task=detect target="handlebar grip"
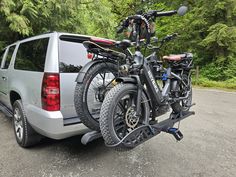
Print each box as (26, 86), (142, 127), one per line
(155, 10), (177, 17)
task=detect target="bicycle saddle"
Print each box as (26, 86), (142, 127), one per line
(163, 53), (193, 61)
(116, 39), (132, 50)
(163, 54), (186, 61)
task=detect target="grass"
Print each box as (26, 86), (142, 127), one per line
(192, 77), (236, 91)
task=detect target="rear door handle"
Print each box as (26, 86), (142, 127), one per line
(2, 77), (7, 81)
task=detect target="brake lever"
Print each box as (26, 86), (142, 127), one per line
(164, 33), (179, 41)
(116, 18), (130, 34)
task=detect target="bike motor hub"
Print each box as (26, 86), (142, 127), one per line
(95, 86), (107, 102)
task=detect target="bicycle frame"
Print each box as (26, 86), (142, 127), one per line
(133, 52), (184, 117)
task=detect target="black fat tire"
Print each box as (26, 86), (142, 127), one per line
(13, 100), (42, 148)
(171, 88), (192, 113)
(74, 62), (118, 131)
(100, 83), (150, 148)
(171, 77), (192, 113)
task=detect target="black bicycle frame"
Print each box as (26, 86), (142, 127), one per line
(125, 15), (185, 116)
(134, 55), (183, 115)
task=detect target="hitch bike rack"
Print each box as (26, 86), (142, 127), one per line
(81, 110), (195, 148)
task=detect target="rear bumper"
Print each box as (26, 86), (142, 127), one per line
(25, 105), (89, 139)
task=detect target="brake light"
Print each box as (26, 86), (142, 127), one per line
(41, 73), (60, 111)
(91, 37), (114, 45)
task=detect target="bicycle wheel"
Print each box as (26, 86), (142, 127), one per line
(171, 73), (192, 113)
(74, 62), (118, 130)
(100, 83), (150, 149)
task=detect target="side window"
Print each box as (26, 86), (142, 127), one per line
(2, 46), (15, 69)
(14, 38), (49, 72)
(0, 50), (5, 67)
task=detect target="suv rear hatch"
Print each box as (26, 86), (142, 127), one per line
(58, 34), (115, 125)
(59, 35), (90, 125)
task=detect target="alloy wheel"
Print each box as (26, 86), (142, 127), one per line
(14, 108), (24, 141)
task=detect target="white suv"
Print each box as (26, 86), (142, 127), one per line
(0, 32), (105, 147)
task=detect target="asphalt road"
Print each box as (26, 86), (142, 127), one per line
(0, 88), (236, 177)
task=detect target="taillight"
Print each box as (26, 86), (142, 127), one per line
(41, 73), (60, 111)
(87, 52), (94, 60)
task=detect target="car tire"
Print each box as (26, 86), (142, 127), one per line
(12, 100), (42, 148)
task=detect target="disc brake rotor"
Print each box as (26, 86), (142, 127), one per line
(125, 107), (139, 129)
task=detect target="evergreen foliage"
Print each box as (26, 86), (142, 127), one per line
(0, 0), (235, 82)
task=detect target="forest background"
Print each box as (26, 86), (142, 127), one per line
(0, 0), (236, 89)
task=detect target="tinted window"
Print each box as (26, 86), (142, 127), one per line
(59, 40), (88, 73)
(2, 46), (15, 69)
(15, 38), (49, 72)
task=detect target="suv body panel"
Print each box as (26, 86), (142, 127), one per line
(0, 44), (17, 108)
(0, 32), (104, 139)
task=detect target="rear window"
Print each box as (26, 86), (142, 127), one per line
(59, 39), (88, 73)
(14, 38), (49, 72)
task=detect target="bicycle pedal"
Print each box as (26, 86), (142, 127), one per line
(167, 128), (183, 141)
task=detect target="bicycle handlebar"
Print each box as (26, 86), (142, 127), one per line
(116, 18), (129, 33)
(147, 33), (178, 51)
(116, 10), (178, 34)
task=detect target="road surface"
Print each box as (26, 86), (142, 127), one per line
(0, 88), (236, 177)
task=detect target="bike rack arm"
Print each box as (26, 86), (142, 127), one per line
(81, 131), (102, 145)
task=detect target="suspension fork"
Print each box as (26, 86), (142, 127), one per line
(130, 75), (143, 117)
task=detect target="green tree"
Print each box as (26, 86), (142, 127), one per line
(0, 0), (236, 82)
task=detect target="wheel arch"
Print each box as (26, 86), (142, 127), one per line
(10, 90), (22, 106)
